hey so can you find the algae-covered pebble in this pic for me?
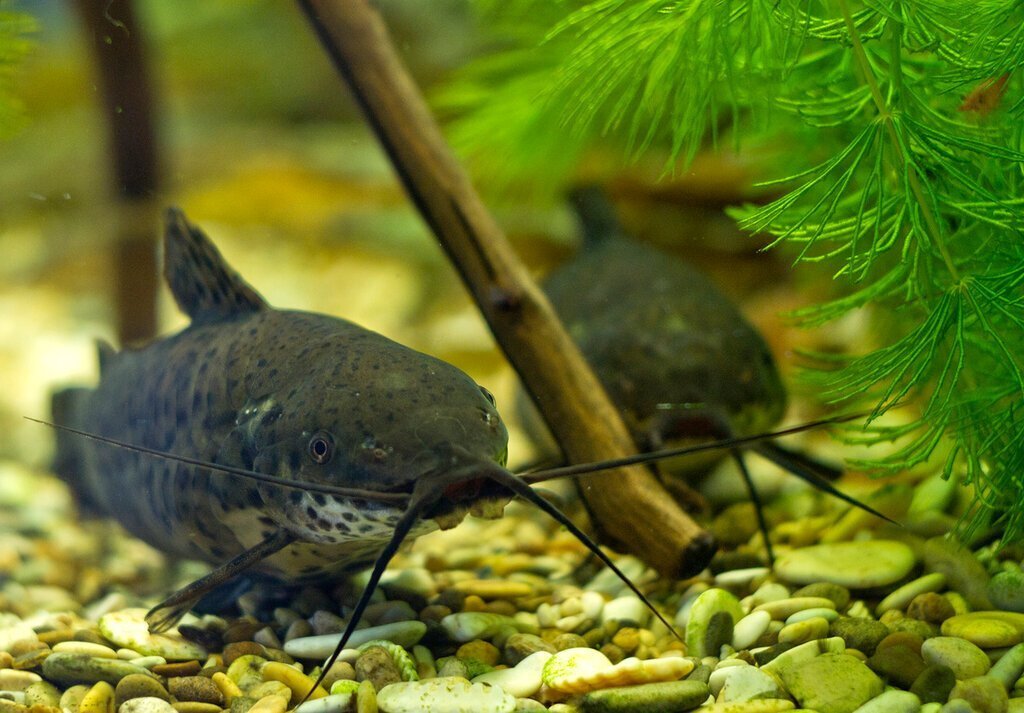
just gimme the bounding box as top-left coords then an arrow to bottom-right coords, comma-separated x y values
777,652 -> 883,713
941,612 -> 1024,648
261,661 -> 327,701
578,680 -> 709,713
775,541 -> 916,589
78,681 -> 115,713
541,647 -> 693,694
921,636 -> 990,679
283,621 -> 427,659
97,610 -> 205,662
472,651 -> 551,698
41,653 -> 159,686
375,677 -> 515,713
850,689 -> 920,713
119,697 -> 177,713
441,613 -> 537,643
685,588 -> 744,659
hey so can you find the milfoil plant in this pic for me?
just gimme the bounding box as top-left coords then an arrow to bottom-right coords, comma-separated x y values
438,0 -> 1024,543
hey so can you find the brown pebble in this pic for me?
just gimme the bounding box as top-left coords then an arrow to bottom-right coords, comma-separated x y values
167,677 -> 225,706
13,649 -> 50,670
0,652 -> 14,668
9,639 -> 47,657
552,633 -> 588,651
150,661 -> 202,679
876,631 -> 925,655
456,640 -> 500,667
171,703 -> 222,713
431,589 -> 466,612
418,605 -> 451,624
484,600 -> 518,617
222,620 -> 262,644
115,674 -> 171,708
228,697 -> 257,713
599,643 -> 625,664
354,646 -> 402,692
906,592 -> 956,624
72,631 -> 110,647
37,630 -> 74,647
222,642 -> 267,668
321,661 -> 356,690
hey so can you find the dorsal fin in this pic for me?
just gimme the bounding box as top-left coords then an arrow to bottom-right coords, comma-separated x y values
163,208 -> 268,323
567,184 -> 624,247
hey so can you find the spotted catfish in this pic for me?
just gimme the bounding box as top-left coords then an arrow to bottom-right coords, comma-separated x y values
53,209 -> 510,622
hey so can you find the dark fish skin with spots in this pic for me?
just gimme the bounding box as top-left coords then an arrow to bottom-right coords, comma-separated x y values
52,209 -> 509,582
522,187 -> 787,477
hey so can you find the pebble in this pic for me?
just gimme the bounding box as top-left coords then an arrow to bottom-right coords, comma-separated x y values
989,642 -> 1024,689
786,607 -> 841,625
262,661 -> 328,701
440,613 -> 537,643
473,651 -> 551,698
948,675 -> 1009,713
578,680 -> 709,713
97,611 -> 206,662
716,665 -> 785,703
753,597 -> 837,621
0,671 -> 41,692
793,583 -> 851,611
355,646 -> 403,692
777,652 -> 883,712
866,643 -> 926,687
294,692 -> 354,713
874,572 -> 947,615
40,653 -> 159,686
119,697 -> 177,713
760,637 -> 847,674
167,676 -> 224,705
942,612 -> 1024,648
601,598 -> 649,627
452,580 -> 535,599
774,541 -> 917,588
247,694 -> 290,713
851,689 -> 921,713
697,702 -> 795,712
829,617 -> 891,656
777,616 -> 830,645
78,681 -> 115,713
22,681 -> 60,708
908,592 -> 957,624
686,589 -> 744,658
732,611 -> 772,651
283,621 -> 427,658
911,664 -> 957,704
921,636 -> 991,679
114,674 -> 171,707
51,642 -> 118,659
503,634 -> 556,666
989,571 -> 1024,613
375,677 -> 516,713
541,648 -> 694,694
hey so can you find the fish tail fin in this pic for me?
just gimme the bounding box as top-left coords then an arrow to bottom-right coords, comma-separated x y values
51,387 -> 104,517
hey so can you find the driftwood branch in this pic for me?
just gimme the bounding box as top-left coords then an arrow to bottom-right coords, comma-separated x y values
296,0 -> 715,578
73,0 -> 161,344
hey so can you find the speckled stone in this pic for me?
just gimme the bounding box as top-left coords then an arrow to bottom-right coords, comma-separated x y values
908,593 -> 957,624
791,583 -> 851,611
40,653 -> 159,686
375,677 -> 515,713
119,697 -> 177,713
356,646 -> 403,692
167,676 -> 225,705
829,617 -> 891,656
114,674 -> 171,708
777,653 -> 883,713
502,634 -> 556,666
774,541 -> 916,589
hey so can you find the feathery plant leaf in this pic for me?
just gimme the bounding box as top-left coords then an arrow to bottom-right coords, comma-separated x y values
445,0 -> 1024,545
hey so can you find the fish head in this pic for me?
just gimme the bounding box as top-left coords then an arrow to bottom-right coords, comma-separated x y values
236,320 -> 510,542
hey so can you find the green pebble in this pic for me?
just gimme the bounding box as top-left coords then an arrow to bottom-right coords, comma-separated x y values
852,689 -> 922,713
579,680 -> 709,713
921,636 -> 991,679
989,571 -> 1024,613
866,644 -> 926,688
922,537 -> 993,610
777,652 -> 883,713
793,583 -> 852,611
41,653 -> 160,686
910,664 -> 957,704
988,642 -> 1024,690
830,617 -> 890,656
685,588 -> 743,659
949,675 -> 1009,713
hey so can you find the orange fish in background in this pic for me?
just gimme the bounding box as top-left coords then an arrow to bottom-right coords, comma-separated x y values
959,73 -> 1012,116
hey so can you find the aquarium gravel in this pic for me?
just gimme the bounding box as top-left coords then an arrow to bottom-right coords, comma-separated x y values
3,459 -> 1024,713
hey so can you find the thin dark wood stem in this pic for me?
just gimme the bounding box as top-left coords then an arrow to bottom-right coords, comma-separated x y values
295,0 -> 714,578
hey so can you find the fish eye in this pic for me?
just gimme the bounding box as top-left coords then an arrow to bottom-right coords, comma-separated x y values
479,386 -> 496,406
308,431 -> 335,465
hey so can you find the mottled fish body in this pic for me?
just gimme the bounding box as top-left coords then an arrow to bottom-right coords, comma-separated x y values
54,210 -> 509,582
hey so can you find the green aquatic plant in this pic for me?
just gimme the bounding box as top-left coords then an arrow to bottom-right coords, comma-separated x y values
0,3 -> 34,138
439,0 -> 1024,543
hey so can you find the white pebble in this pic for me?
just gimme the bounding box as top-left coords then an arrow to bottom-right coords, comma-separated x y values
376,677 -> 515,713
294,693 -> 354,713
473,651 -> 552,698
580,591 -> 605,621
732,611 -> 772,651
52,641 -> 118,658
284,620 -> 427,658
602,596 -> 649,626
119,696 -> 177,713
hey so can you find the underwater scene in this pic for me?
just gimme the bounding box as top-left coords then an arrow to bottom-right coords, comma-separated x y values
2,2 -> 1024,712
